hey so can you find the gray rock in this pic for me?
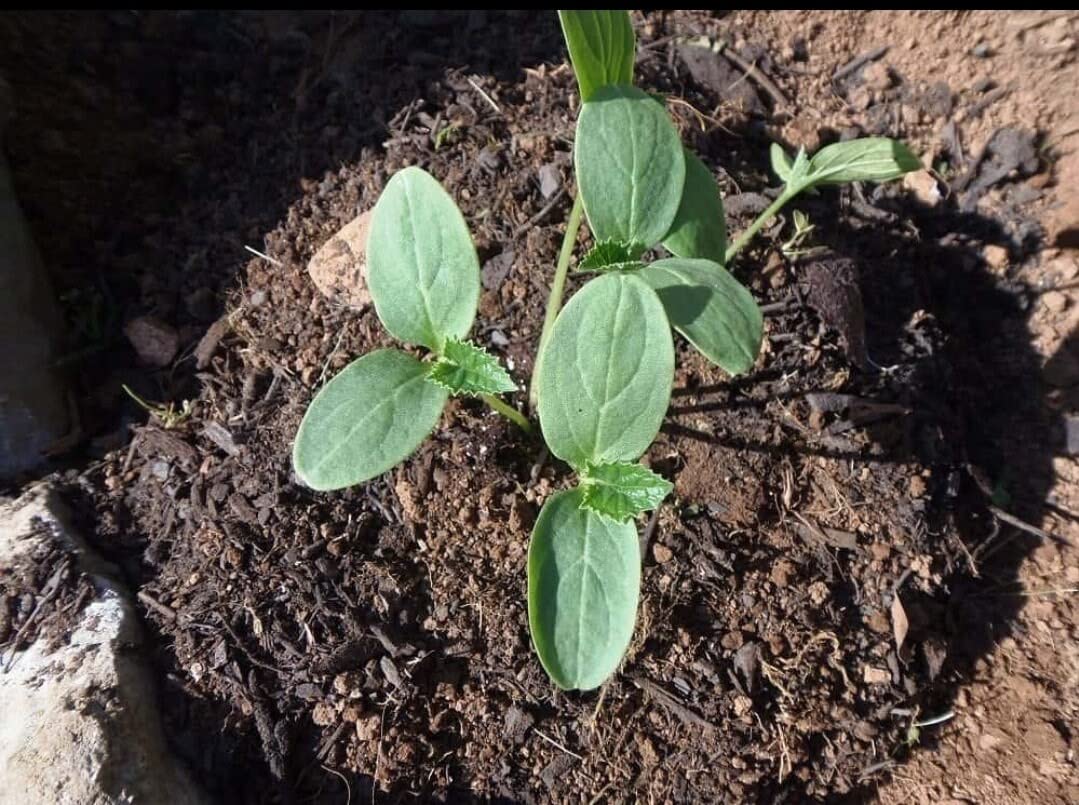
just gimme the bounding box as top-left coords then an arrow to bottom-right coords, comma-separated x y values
0,485 -> 208,805
0,78 -> 70,480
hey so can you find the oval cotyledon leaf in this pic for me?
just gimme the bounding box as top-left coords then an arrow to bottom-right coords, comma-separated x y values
366,166 -> 480,352
528,487 -> 641,690
575,85 -> 685,250
662,148 -> 727,264
640,258 -> 763,376
293,349 -> 448,491
536,271 -> 674,469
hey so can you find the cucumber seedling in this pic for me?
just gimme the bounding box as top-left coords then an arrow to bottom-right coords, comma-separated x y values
292,9 -> 922,694
525,10 -> 920,691
292,167 -> 528,492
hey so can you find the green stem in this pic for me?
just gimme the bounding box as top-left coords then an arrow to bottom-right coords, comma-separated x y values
528,192 -> 585,412
481,393 -> 532,434
724,187 -> 798,265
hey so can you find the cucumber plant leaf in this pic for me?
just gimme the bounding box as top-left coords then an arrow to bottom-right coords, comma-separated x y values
580,461 -> 673,523
528,487 -> 641,690
805,137 -> 921,186
662,148 -> 727,264
537,272 -> 674,469
293,349 -> 449,491
575,85 -> 686,250
641,258 -> 763,376
770,142 -> 794,183
426,338 -> 517,395
366,166 -> 480,352
558,10 -> 635,102
578,238 -> 646,273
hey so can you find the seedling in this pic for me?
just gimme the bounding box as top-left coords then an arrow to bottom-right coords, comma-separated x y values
526,10 -> 920,691
292,167 -> 528,492
780,209 -> 822,258
292,10 -> 921,693
122,384 -> 194,430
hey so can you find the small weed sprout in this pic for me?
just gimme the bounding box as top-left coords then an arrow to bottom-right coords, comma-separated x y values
292,10 -> 921,691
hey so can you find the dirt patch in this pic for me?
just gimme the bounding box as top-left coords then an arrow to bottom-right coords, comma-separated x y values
2,10 -> 1077,804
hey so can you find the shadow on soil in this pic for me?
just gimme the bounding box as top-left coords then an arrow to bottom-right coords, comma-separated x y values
667,147 -> 1065,798
2,9 -> 1071,805
1,10 -> 563,805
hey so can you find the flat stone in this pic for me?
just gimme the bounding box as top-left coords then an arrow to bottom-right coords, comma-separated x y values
902,170 -> 941,207
124,315 -> 180,367
863,666 -> 891,685
307,210 -> 373,308
982,244 -> 1009,272
1043,290 -> 1069,314
862,61 -> 894,90
0,485 -> 208,805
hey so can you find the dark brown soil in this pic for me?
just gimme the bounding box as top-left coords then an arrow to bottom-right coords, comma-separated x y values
1,10 -> 1069,804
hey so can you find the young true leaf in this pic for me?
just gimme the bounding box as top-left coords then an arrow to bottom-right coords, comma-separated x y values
426,338 -> 517,395
578,238 -> 646,273
293,349 -> 448,491
537,272 -> 674,469
806,137 -> 921,186
580,461 -> 673,523
366,166 -> 480,352
558,10 -> 635,102
662,149 -> 727,264
528,487 -> 640,690
641,258 -> 763,376
770,142 -> 794,183
575,85 -> 686,250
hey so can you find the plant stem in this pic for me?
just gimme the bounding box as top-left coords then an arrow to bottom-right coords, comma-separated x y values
528,192 -> 585,412
724,188 -> 797,265
481,393 -> 532,434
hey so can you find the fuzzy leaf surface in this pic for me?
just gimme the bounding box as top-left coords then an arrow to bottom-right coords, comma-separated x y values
770,142 -> 794,183
581,461 -> 673,522
578,238 -> 646,273
806,137 -> 921,186
426,338 -> 516,395
662,148 -> 727,264
293,349 -> 448,491
641,258 -> 762,375
537,272 -> 674,468
558,10 -> 635,102
366,166 -> 479,351
528,487 -> 640,690
575,85 -> 685,249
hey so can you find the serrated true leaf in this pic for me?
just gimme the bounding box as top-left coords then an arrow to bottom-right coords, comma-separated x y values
662,149 -> 727,264
580,461 -> 673,523
528,487 -> 640,690
575,85 -> 686,250
426,338 -> 516,395
537,272 -> 674,468
806,137 -> 921,187
558,10 -> 635,102
640,258 -> 763,375
770,142 -> 794,183
578,238 -> 646,273
366,166 -> 480,351
293,349 -> 448,491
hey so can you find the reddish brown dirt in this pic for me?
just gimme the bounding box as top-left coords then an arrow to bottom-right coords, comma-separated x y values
1,10 -> 1077,804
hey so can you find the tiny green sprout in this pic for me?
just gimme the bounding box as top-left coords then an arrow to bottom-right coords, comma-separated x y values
292,167 -> 527,492
122,384 -> 193,430
781,209 -> 819,258
434,123 -> 461,151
